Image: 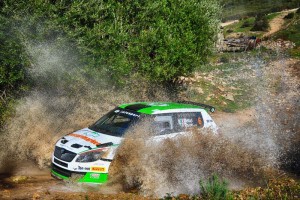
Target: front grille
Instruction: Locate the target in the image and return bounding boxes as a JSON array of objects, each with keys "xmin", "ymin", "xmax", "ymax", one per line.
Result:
[
  {"xmin": 54, "ymin": 158, "xmax": 68, "ymax": 167},
  {"xmin": 51, "ymin": 163, "xmax": 85, "ymax": 178},
  {"xmin": 52, "ymin": 163, "xmax": 72, "ymax": 177},
  {"xmin": 54, "ymin": 146, "xmax": 77, "ymax": 162}
]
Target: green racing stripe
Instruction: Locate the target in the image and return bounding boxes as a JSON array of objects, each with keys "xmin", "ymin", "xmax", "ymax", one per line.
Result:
[{"xmin": 119, "ymin": 102, "xmax": 201, "ymax": 114}]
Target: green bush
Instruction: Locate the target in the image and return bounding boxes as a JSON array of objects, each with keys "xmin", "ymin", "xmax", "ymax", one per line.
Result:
[
  {"xmin": 284, "ymin": 12, "xmax": 295, "ymax": 19},
  {"xmin": 2, "ymin": 0, "xmax": 221, "ymax": 86},
  {"xmin": 0, "ymin": 15, "xmax": 30, "ymax": 127},
  {"xmin": 251, "ymin": 14, "xmax": 269, "ymax": 31},
  {"xmin": 199, "ymin": 174, "xmax": 233, "ymax": 200},
  {"xmin": 240, "ymin": 20, "xmax": 251, "ymax": 28}
]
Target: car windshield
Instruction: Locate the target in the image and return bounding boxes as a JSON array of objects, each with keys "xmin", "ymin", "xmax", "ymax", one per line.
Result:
[{"xmin": 89, "ymin": 108, "xmax": 140, "ymax": 137}]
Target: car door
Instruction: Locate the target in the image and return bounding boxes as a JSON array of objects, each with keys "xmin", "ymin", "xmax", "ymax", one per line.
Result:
[{"xmin": 152, "ymin": 112, "xmax": 204, "ymax": 140}]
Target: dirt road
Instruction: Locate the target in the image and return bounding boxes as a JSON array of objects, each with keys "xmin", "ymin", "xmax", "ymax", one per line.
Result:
[
  {"xmin": 264, "ymin": 8, "xmax": 298, "ymax": 37},
  {"xmin": 0, "ymin": 167, "xmax": 154, "ymax": 200}
]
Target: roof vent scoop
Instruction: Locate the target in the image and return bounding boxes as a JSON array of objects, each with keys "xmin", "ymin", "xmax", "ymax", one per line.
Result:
[{"xmin": 125, "ymin": 104, "xmax": 151, "ymax": 112}]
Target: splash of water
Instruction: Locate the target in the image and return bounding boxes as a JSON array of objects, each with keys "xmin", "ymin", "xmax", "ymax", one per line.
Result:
[
  {"xmin": 109, "ymin": 125, "xmax": 274, "ymax": 197},
  {"xmin": 107, "ymin": 52, "xmax": 299, "ymax": 197},
  {"xmin": 0, "ymin": 40, "xmax": 131, "ymax": 171},
  {"xmin": 0, "ymin": 32, "xmax": 172, "ymax": 173}
]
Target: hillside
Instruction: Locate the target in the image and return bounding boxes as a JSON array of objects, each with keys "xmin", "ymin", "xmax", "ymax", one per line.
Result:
[{"xmin": 221, "ymin": 0, "xmax": 299, "ymax": 21}]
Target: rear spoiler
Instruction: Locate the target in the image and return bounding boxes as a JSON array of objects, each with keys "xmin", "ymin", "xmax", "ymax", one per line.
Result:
[{"xmin": 178, "ymin": 101, "xmax": 216, "ymax": 113}]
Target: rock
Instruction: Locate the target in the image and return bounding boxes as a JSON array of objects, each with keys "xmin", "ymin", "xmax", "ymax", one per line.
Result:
[
  {"xmin": 189, "ymin": 77, "xmax": 196, "ymax": 82},
  {"xmin": 195, "ymin": 87, "xmax": 204, "ymax": 94},
  {"xmin": 218, "ymin": 86, "xmax": 225, "ymax": 92},
  {"xmin": 32, "ymin": 193, "xmax": 40, "ymax": 200},
  {"xmin": 223, "ymin": 93, "xmax": 235, "ymax": 101},
  {"xmin": 10, "ymin": 176, "xmax": 28, "ymax": 183}
]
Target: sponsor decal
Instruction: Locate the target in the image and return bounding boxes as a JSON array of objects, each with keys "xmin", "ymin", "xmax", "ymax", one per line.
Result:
[
  {"xmin": 178, "ymin": 118, "xmax": 193, "ymax": 127},
  {"xmin": 91, "ymin": 166, "xmax": 106, "ymax": 172},
  {"xmin": 78, "ymin": 166, "xmax": 90, "ymax": 171},
  {"xmin": 90, "ymin": 173, "xmax": 100, "ymax": 179},
  {"xmin": 82, "ymin": 131, "xmax": 101, "ymax": 138},
  {"xmin": 119, "ymin": 110, "xmax": 139, "ymax": 117},
  {"xmin": 69, "ymin": 133, "xmax": 100, "ymax": 146}
]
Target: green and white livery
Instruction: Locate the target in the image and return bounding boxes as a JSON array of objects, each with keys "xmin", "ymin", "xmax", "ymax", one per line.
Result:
[{"xmin": 51, "ymin": 101, "xmax": 218, "ymax": 183}]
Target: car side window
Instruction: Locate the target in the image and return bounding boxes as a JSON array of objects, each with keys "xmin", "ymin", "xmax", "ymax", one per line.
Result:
[
  {"xmin": 174, "ymin": 112, "xmax": 204, "ymax": 132},
  {"xmin": 152, "ymin": 115, "xmax": 174, "ymax": 135}
]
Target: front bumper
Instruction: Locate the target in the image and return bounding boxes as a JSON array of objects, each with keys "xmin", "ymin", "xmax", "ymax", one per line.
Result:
[{"xmin": 51, "ymin": 163, "xmax": 108, "ymax": 184}]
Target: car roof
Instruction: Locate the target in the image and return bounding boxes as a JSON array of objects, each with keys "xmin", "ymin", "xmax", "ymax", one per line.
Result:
[{"xmin": 118, "ymin": 102, "xmax": 214, "ymax": 115}]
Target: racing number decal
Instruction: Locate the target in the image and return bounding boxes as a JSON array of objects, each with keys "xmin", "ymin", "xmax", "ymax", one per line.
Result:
[{"xmin": 91, "ymin": 166, "xmax": 106, "ymax": 172}]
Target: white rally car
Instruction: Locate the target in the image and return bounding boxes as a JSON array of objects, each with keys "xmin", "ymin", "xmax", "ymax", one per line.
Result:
[{"xmin": 51, "ymin": 101, "xmax": 217, "ymax": 183}]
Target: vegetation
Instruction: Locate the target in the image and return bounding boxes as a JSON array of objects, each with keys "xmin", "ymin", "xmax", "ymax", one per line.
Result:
[
  {"xmin": 1, "ymin": 0, "xmax": 220, "ymax": 86},
  {"xmin": 159, "ymin": 175, "xmax": 233, "ymax": 200},
  {"xmin": 160, "ymin": 176, "xmax": 300, "ymax": 200},
  {"xmin": 199, "ymin": 174, "xmax": 233, "ymax": 200},
  {"xmin": 284, "ymin": 12, "xmax": 295, "ymax": 19},
  {"xmin": 274, "ymin": 9, "xmax": 300, "ymax": 58},
  {"xmin": 0, "ymin": 15, "xmax": 30, "ymax": 126},
  {"xmin": 221, "ymin": 0, "xmax": 299, "ymax": 21},
  {"xmin": 234, "ymin": 178, "xmax": 300, "ymax": 200},
  {"xmin": 250, "ymin": 14, "xmax": 269, "ymax": 31},
  {"xmin": 222, "ymin": 11, "xmax": 284, "ymax": 38},
  {"xmin": 223, "ymin": 17, "xmax": 258, "ymax": 37}
]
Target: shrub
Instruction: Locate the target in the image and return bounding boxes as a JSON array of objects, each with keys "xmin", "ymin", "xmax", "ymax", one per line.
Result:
[
  {"xmin": 5, "ymin": 0, "xmax": 221, "ymax": 86},
  {"xmin": 0, "ymin": 15, "xmax": 30, "ymax": 127},
  {"xmin": 199, "ymin": 174, "xmax": 233, "ymax": 200},
  {"xmin": 219, "ymin": 56, "xmax": 229, "ymax": 63},
  {"xmin": 251, "ymin": 14, "xmax": 269, "ymax": 31},
  {"xmin": 226, "ymin": 29, "xmax": 234, "ymax": 34},
  {"xmin": 240, "ymin": 20, "xmax": 251, "ymax": 28},
  {"xmin": 284, "ymin": 12, "xmax": 295, "ymax": 19}
]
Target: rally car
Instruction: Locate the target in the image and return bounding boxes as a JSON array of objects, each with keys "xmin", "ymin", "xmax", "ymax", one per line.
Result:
[{"xmin": 51, "ymin": 101, "xmax": 218, "ymax": 183}]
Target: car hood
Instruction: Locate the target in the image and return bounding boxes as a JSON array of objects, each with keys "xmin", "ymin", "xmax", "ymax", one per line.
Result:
[{"xmin": 55, "ymin": 128, "xmax": 123, "ymax": 154}]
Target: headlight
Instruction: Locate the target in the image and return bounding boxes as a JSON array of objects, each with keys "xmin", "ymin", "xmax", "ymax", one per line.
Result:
[{"xmin": 76, "ymin": 149, "xmax": 107, "ymax": 163}]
